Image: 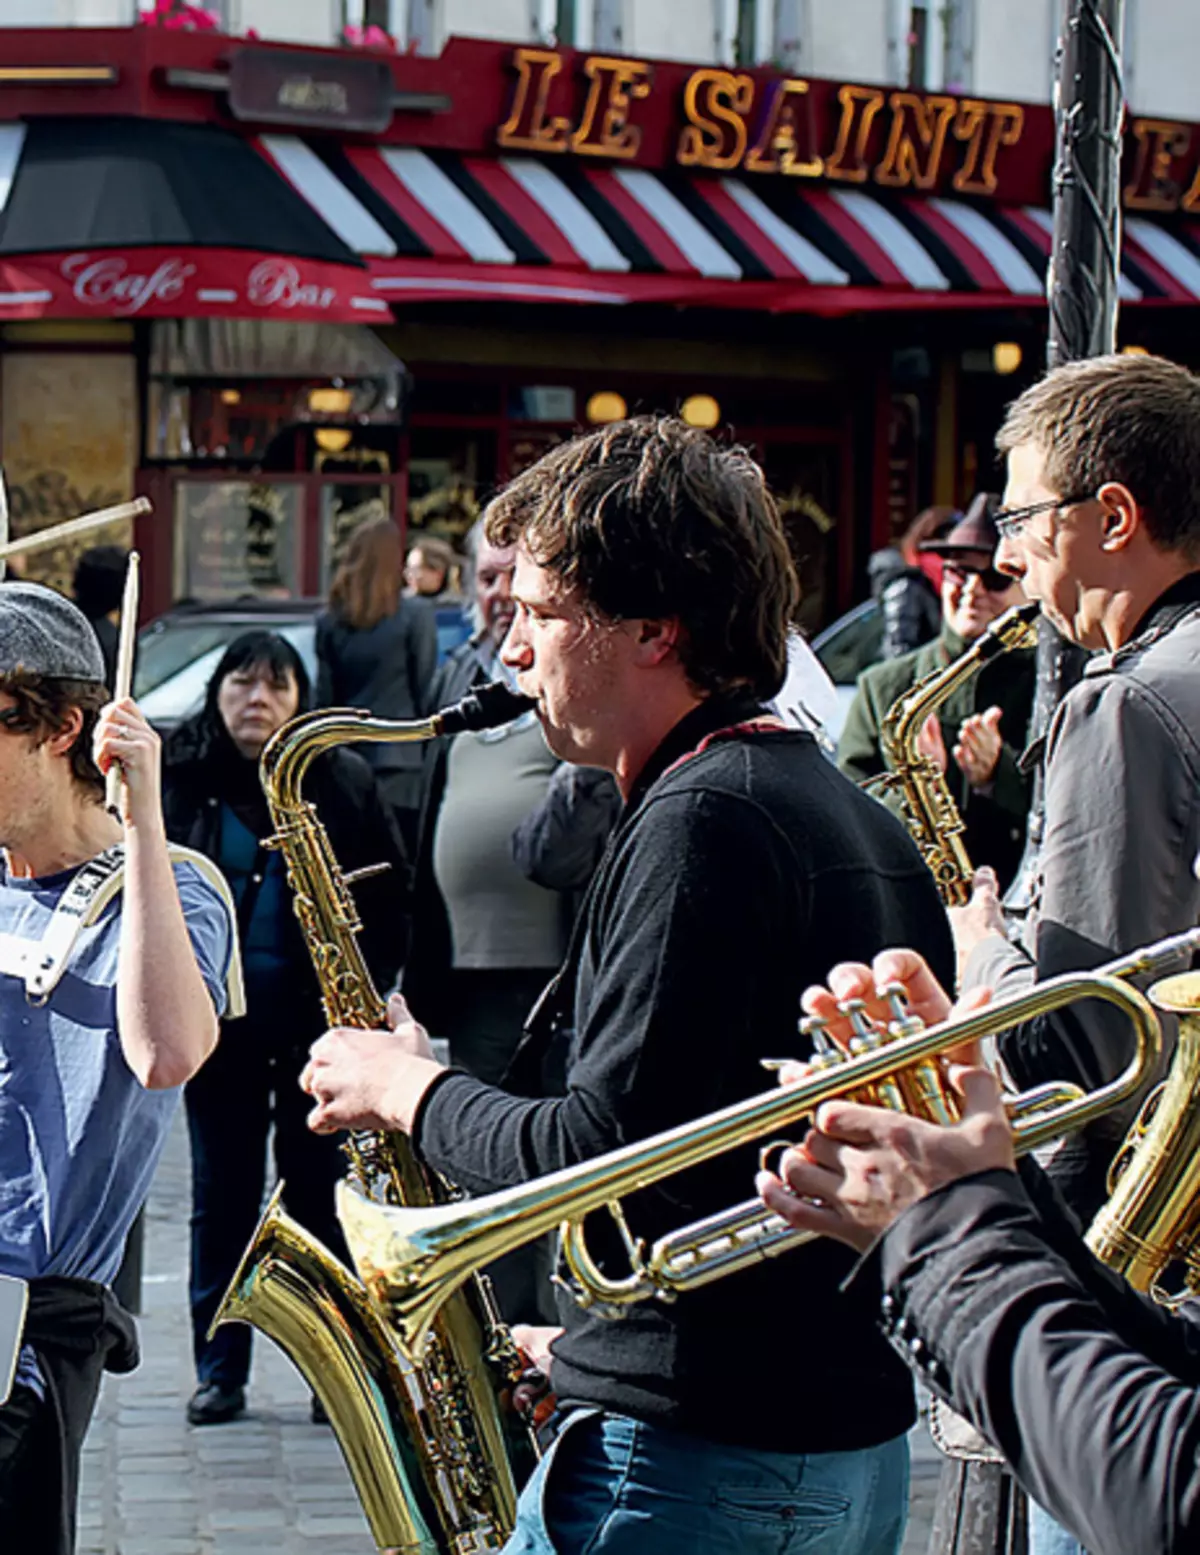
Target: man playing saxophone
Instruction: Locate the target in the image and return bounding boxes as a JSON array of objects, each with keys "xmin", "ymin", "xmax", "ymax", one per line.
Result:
[
  {"xmin": 838, "ymin": 494, "xmax": 1036, "ymax": 892},
  {"xmin": 951, "ymin": 353, "xmax": 1200, "ymax": 1225},
  {"xmin": 758, "ymin": 948, "xmax": 1200, "ymax": 1555},
  {"xmin": 302, "ymin": 415, "xmax": 953, "ymax": 1555}
]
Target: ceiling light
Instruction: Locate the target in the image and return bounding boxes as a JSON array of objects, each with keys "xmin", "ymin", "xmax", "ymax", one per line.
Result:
[
  {"xmin": 992, "ymin": 342, "xmax": 1022, "ymax": 375},
  {"xmin": 314, "ymin": 427, "xmax": 353, "ymax": 452},
  {"xmin": 309, "ymin": 386, "xmax": 354, "ymax": 415},
  {"xmin": 681, "ymin": 394, "xmax": 720, "ymax": 429},
  {"xmin": 586, "ymin": 391, "xmax": 627, "ymax": 424}
]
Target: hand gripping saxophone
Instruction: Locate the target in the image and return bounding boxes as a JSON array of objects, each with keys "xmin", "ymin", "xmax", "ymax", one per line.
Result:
[
  {"xmin": 864, "ymin": 601, "xmax": 1039, "ymax": 906},
  {"xmin": 210, "ymin": 682, "xmax": 538, "ymax": 1555}
]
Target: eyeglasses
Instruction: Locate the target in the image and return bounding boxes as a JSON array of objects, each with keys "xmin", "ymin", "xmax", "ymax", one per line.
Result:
[
  {"xmin": 992, "ymin": 494, "xmax": 1093, "ymax": 542},
  {"xmin": 944, "ymin": 561, "xmax": 1013, "ymax": 594}
]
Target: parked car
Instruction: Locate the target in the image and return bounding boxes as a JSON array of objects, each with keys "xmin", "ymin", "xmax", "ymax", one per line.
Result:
[
  {"xmin": 811, "ymin": 598, "xmax": 884, "ymax": 747},
  {"xmin": 135, "ymin": 597, "xmax": 473, "ymax": 733}
]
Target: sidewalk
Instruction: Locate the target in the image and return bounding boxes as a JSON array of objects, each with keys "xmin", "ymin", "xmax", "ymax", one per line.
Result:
[{"xmin": 79, "ymin": 1111, "xmax": 942, "ymax": 1553}]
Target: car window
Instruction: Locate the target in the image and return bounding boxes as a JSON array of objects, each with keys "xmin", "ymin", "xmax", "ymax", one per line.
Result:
[
  {"xmin": 136, "ymin": 620, "xmax": 317, "ymax": 728},
  {"xmin": 135, "ymin": 623, "xmax": 242, "ymax": 698},
  {"xmin": 813, "ymin": 601, "xmax": 883, "ymax": 686}
]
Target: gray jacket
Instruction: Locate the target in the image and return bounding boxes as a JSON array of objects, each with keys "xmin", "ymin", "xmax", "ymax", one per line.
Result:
[{"xmin": 967, "ymin": 576, "xmax": 1200, "ymax": 1173}]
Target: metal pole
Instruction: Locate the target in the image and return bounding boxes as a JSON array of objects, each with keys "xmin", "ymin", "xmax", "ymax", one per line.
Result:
[
  {"xmin": 1046, "ymin": 0, "xmax": 1125, "ymax": 365},
  {"xmin": 1008, "ymin": 0, "xmax": 1125, "ymax": 919}
]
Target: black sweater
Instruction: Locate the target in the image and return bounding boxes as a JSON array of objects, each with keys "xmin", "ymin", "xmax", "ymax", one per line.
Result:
[{"xmin": 415, "ymin": 695, "xmax": 954, "ymax": 1453}]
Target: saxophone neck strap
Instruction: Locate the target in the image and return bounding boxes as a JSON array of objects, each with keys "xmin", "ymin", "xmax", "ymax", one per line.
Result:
[{"xmin": 0, "ymin": 843, "xmax": 246, "ymax": 1015}]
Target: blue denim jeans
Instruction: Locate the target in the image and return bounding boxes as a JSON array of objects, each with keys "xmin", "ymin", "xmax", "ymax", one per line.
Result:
[
  {"xmin": 504, "ymin": 1410, "xmax": 910, "ymax": 1555},
  {"xmin": 1029, "ymin": 1500, "xmax": 1089, "ymax": 1555}
]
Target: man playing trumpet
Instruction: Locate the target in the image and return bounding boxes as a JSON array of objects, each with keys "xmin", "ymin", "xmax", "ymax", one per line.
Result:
[{"xmin": 758, "ymin": 946, "xmax": 1200, "ymax": 1555}]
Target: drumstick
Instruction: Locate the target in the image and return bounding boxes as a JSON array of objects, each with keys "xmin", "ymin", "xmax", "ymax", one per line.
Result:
[
  {"xmin": 0, "ymin": 498, "xmax": 151, "ymax": 564},
  {"xmin": 106, "ymin": 551, "xmax": 141, "ymax": 816}
]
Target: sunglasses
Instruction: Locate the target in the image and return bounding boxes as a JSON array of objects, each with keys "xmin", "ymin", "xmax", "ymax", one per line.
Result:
[{"xmin": 944, "ymin": 561, "xmax": 1012, "ymax": 594}]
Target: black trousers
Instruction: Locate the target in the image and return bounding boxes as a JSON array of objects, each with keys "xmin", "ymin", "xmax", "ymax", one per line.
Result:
[
  {"xmin": 185, "ymin": 1003, "xmax": 348, "ymax": 1390},
  {"xmin": 0, "ymin": 1278, "xmax": 138, "ymax": 1555}
]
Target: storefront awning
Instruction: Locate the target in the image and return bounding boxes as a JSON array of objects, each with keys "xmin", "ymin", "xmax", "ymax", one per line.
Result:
[
  {"xmin": 265, "ymin": 139, "xmax": 1200, "ymax": 314},
  {"xmin": 1, "ymin": 115, "xmax": 1198, "ymax": 320},
  {"xmin": 0, "ymin": 117, "xmax": 389, "ymax": 322}
]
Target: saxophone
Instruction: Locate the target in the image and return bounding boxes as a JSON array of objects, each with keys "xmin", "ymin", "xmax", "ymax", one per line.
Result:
[
  {"xmin": 864, "ymin": 601, "xmax": 1039, "ymax": 906},
  {"xmin": 210, "ymin": 682, "xmax": 539, "ymax": 1555}
]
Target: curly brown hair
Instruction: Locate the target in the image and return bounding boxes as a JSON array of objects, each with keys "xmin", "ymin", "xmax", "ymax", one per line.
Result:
[
  {"xmin": 0, "ymin": 671, "xmax": 106, "ymax": 798},
  {"xmin": 484, "ymin": 417, "xmax": 798, "ymax": 701}
]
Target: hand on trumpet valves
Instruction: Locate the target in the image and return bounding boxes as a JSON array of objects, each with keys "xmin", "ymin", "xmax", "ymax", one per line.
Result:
[
  {"xmin": 947, "ymin": 866, "xmax": 1008, "ymax": 985},
  {"xmin": 93, "ymin": 698, "xmax": 165, "ymax": 835},
  {"xmin": 300, "ymin": 991, "xmax": 444, "ymax": 1135},
  {"xmin": 769, "ymin": 950, "xmax": 987, "ymax": 1087},
  {"xmin": 755, "ymin": 1062, "xmax": 1016, "ymax": 1253}
]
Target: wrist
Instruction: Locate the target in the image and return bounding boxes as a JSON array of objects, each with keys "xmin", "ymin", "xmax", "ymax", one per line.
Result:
[{"xmin": 385, "ymin": 1053, "xmax": 446, "ymax": 1133}]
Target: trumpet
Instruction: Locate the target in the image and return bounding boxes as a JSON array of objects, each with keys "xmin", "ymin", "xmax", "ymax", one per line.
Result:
[{"xmin": 338, "ymin": 928, "xmax": 1200, "ymax": 1363}]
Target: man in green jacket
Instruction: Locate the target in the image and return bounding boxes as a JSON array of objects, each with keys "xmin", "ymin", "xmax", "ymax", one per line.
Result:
[{"xmin": 837, "ymin": 495, "xmax": 1036, "ymax": 891}]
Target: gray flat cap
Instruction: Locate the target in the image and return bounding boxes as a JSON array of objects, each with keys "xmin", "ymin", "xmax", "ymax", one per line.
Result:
[{"xmin": 0, "ymin": 581, "xmax": 106, "ymax": 683}]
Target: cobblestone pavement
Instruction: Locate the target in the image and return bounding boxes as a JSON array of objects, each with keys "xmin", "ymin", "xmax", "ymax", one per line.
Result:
[{"xmin": 79, "ymin": 1111, "xmax": 942, "ymax": 1553}]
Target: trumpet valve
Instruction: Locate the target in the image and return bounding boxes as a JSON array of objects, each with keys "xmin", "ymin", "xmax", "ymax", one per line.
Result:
[
  {"xmin": 838, "ymin": 1000, "xmax": 906, "ymax": 1110},
  {"xmin": 880, "ymin": 981, "xmax": 924, "ymax": 1040},
  {"xmin": 798, "ymin": 1014, "xmax": 844, "ymax": 1070}
]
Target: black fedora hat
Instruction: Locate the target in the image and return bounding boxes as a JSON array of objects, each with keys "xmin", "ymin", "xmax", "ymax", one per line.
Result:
[{"xmin": 918, "ymin": 493, "xmax": 1000, "ymax": 559}]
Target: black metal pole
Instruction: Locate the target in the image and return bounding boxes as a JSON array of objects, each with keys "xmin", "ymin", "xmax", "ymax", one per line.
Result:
[
  {"xmin": 1008, "ymin": 0, "xmax": 1124, "ymax": 918},
  {"xmin": 1046, "ymin": 0, "xmax": 1125, "ymax": 366}
]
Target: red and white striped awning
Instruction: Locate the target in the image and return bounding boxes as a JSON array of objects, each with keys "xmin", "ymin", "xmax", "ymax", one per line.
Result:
[
  {"xmin": 261, "ymin": 136, "xmax": 1200, "ymax": 314},
  {"xmin": 2, "ymin": 116, "xmax": 1198, "ymax": 320}
]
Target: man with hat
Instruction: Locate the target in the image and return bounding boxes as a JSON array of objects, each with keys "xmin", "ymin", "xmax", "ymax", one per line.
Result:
[
  {"xmin": 0, "ymin": 583, "xmax": 235, "ymax": 1553},
  {"xmin": 838, "ymin": 494, "xmax": 1036, "ymax": 892}
]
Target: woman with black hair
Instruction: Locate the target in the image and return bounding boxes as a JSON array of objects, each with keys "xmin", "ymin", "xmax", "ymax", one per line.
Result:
[{"xmin": 161, "ymin": 630, "xmax": 409, "ymax": 1426}]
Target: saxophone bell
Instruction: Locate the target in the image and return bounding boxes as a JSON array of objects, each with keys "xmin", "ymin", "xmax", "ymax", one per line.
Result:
[
  {"xmin": 1087, "ymin": 968, "xmax": 1200, "ymax": 1305},
  {"xmin": 210, "ymin": 690, "xmax": 538, "ymax": 1554}
]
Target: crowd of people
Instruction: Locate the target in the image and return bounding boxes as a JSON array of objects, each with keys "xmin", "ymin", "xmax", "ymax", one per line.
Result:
[{"xmin": 0, "ymin": 350, "xmax": 1196, "ymax": 1555}]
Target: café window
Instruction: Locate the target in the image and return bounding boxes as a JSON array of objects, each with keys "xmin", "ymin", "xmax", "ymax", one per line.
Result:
[
  {"xmin": 145, "ymin": 319, "xmax": 406, "ymax": 465},
  {"xmin": 173, "ymin": 479, "xmax": 305, "ymax": 601}
]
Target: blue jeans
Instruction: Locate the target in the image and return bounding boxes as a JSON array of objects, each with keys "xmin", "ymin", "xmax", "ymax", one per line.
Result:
[
  {"xmin": 505, "ymin": 1410, "xmax": 910, "ymax": 1555},
  {"xmin": 1029, "ymin": 1500, "xmax": 1089, "ymax": 1555}
]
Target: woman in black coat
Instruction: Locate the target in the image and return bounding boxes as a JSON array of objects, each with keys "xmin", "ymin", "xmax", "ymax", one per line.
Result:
[
  {"xmin": 316, "ymin": 517, "xmax": 438, "ymax": 857},
  {"xmin": 161, "ymin": 630, "xmax": 409, "ymax": 1427}
]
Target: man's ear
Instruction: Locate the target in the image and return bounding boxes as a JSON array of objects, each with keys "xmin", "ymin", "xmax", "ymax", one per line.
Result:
[
  {"xmin": 1095, "ymin": 480, "xmax": 1140, "ymax": 553},
  {"xmin": 633, "ymin": 617, "xmax": 681, "ymax": 667},
  {"xmin": 45, "ymin": 706, "xmax": 84, "ymax": 758}
]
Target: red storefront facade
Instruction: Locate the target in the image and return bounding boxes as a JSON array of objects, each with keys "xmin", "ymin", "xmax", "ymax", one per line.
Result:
[{"xmin": 1, "ymin": 28, "xmax": 1199, "ymax": 626}]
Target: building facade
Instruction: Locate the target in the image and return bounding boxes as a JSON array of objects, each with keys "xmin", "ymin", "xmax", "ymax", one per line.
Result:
[{"xmin": 0, "ymin": 6, "xmax": 1196, "ymax": 621}]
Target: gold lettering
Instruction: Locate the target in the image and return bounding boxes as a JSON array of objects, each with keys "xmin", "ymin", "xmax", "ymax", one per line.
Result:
[
  {"xmin": 1124, "ymin": 118, "xmax": 1193, "ymax": 211},
  {"xmin": 569, "ymin": 56, "xmax": 653, "ymax": 159},
  {"xmin": 677, "ymin": 69, "xmax": 754, "ymax": 171},
  {"xmin": 823, "ymin": 85, "xmax": 886, "ymax": 183},
  {"xmin": 497, "ymin": 48, "xmax": 571, "ymax": 153},
  {"xmin": 951, "ymin": 101, "xmax": 1024, "ymax": 194},
  {"xmin": 1182, "ymin": 161, "xmax": 1200, "ymax": 213},
  {"xmin": 743, "ymin": 78, "xmax": 823, "ymax": 177},
  {"xmin": 874, "ymin": 91, "xmax": 958, "ymax": 189}
]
